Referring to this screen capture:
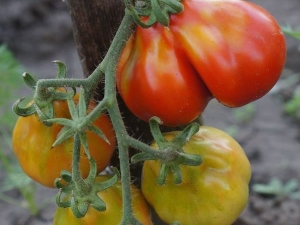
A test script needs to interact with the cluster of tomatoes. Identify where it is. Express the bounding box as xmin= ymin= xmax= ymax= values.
xmin=12 ymin=0 xmax=286 ymax=224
